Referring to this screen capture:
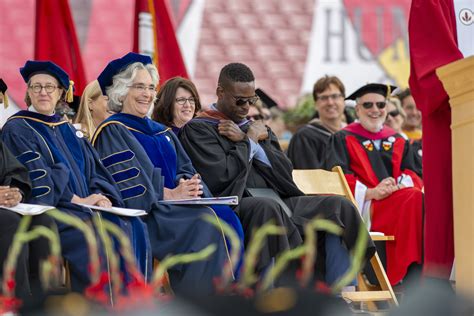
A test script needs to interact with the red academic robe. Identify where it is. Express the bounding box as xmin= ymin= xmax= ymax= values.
xmin=326 ymin=123 xmax=423 ymax=285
